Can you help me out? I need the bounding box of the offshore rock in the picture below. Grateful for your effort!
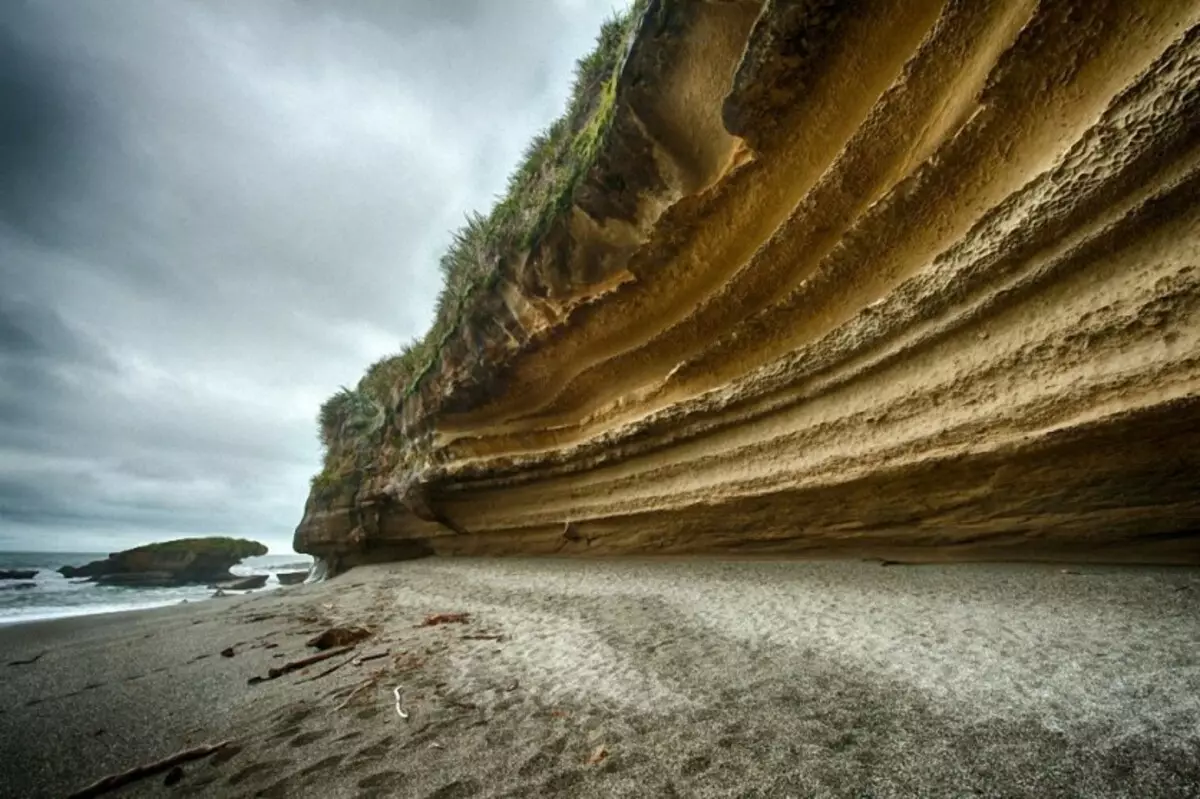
[211,575,270,591]
[59,538,268,586]
[297,1,1200,567]
[276,571,309,586]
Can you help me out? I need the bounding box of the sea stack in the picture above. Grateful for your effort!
[58,537,268,587]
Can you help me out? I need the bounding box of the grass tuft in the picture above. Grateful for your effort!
[310,2,647,500]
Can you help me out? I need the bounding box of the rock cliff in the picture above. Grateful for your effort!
[297,0,1200,569]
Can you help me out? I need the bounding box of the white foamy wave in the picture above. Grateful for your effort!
[0,599,190,627]
[0,551,311,627]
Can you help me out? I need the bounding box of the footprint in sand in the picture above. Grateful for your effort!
[289,729,330,748]
[351,735,396,763]
[357,770,405,790]
[425,778,482,799]
[300,754,346,777]
[518,751,553,778]
[254,775,293,798]
[269,726,301,742]
[226,759,291,786]
[275,704,316,728]
[542,770,584,794]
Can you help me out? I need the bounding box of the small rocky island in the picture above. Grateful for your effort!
[58,537,268,587]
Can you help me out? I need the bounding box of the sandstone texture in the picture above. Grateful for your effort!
[297,0,1200,568]
[60,537,268,586]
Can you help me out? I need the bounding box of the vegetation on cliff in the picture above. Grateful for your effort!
[310,3,646,507]
[124,537,268,559]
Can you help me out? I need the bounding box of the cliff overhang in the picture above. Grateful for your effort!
[297,0,1200,570]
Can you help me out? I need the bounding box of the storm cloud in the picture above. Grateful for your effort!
[0,0,627,552]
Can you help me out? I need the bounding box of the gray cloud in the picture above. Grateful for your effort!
[0,0,624,552]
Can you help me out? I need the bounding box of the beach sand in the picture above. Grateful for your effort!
[1,558,1198,798]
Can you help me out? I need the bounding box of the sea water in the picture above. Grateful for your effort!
[0,552,314,626]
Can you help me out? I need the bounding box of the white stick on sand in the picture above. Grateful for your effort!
[393,686,408,719]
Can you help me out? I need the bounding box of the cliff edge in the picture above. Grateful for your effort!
[297,0,1200,570]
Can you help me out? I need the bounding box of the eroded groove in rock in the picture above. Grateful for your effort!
[296,0,1200,567]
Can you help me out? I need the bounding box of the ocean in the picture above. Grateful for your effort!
[0,551,315,627]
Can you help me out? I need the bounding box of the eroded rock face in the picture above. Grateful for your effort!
[297,0,1200,567]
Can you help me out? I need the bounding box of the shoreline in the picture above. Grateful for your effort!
[2,558,1198,798]
[0,598,202,629]
[0,552,312,629]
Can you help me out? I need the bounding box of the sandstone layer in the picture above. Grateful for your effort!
[296,0,1200,568]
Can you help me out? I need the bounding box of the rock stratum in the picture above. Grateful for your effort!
[296,0,1200,569]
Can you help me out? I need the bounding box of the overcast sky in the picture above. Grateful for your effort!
[0,0,627,553]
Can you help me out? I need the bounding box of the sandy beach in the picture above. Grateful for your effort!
[1,558,1198,798]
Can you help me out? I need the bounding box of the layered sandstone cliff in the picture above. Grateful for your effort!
[296,0,1200,569]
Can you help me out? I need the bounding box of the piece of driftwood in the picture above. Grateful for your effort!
[334,671,384,710]
[461,634,503,641]
[419,612,470,627]
[7,650,46,667]
[352,650,389,666]
[297,650,359,683]
[66,740,231,798]
[248,645,355,685]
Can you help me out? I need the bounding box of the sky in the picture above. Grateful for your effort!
[0,0,628,553]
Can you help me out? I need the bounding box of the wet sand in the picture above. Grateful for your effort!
[1,558,1198,798]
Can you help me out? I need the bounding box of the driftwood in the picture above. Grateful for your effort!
[66,740,231,798]
[334,671,384,710]
[297,650,359,683]
[248,645,355,684]
[352,650,390,666]
[7,650,46,667]
[419,613,470,627]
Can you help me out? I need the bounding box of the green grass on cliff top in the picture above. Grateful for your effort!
[311,3,646,504]
[126,537,268,558]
